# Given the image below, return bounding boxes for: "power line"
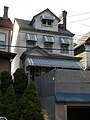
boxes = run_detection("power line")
[68,17,90,23]
[1,44,90,52]
[68,12,90,17]
[5,0,90,20]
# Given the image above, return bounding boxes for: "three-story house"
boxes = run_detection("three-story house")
[11,8,83,81]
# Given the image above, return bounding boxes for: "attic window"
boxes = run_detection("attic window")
[41,15,55,26]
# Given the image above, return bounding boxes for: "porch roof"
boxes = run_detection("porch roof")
[56,93,90,103]
[25,56,83,69]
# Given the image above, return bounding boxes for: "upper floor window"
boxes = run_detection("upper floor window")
[26,33,37,49]
[26,41,36,49]
[60,44,69,54]
[40,15,55,26]
[26,33,37,42]
[43,35,54,52]
[59,37,71,54]
[0,33,6,48]
[44,43,53,52]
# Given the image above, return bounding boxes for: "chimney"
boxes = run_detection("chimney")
[3,6,9,19]
[62,10,67,30]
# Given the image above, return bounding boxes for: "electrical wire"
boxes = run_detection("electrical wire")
[0,44,90,52]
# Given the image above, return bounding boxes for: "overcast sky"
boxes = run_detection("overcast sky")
[0,0,90,41]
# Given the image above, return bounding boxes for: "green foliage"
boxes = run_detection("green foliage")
[3,84,19,120]
[19,83,44,120]
[13,68,28,100]
[0,69,43,120]
[0,90,3,116]
[19,117,24,120]
[0,71,12,95]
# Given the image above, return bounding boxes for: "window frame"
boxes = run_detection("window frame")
[0,33,6,49]
[44,42,53,52]
[26,41,36,49]
[41,19,53,26]
[60,44,69,54]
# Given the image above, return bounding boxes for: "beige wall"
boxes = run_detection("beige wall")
[55,103,90,120]
[55,104,67,120]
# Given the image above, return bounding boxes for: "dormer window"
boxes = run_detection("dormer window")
[40,15,55,26]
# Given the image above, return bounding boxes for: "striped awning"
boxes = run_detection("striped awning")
[56,93,90,103]
[59,37,71,45]
[43,36,55,43]
[26,33,37,41]
[25,57,83,69]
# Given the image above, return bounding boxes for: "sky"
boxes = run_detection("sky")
[0,0,90,41]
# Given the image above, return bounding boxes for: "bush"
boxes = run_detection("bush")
[19,83,44,120]
[13,68,28,100]
[3,84,19,120]
[0,71,12,95]
[0,90,3,116]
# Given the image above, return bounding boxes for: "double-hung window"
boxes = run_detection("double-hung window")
[41,15,55,26]
[43,35,54,52]
[59,37,71,54]
[0,33,6,48]
[26,33,37,49]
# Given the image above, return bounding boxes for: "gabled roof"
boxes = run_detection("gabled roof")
[21,46,84,69]
[15,8,74,37]
[15,18,74,37]
[30,8,60,24]
[74,32,90,49]
[0,17,13,29]
[20,46,49,59]
[21,45,81,60]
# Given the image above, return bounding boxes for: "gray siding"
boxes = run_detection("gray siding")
[35,70,55,120]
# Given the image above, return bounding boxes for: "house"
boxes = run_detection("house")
[0,6,16,73]
[11,8,83,80]
[74,32,90,70]
[36,69,90,120]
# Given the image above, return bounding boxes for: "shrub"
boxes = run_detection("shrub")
[19,83,44,120]
[3,84,19,120]
[0,71,12,95]
[13,68,28,100]
[0,90,3,116]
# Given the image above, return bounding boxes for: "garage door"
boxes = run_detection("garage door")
[67,106,90,120]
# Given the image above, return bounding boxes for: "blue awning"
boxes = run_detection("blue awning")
[56,93,90,103]
[43,36,55,43]
[25,57,83,69]
[59,37,71,45]
[26,33,37,42]
[40,15,55,21]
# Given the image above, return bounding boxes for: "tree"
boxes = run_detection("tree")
[0,90,3,116]
[3,84,19,120]
[13,68,28,100]
[0,71,12,95]
[19,83,44,120]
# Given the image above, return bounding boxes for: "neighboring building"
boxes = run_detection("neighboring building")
[11,8,83,80]
[0,6,16,73]
[37,69,90,120]
[74,32,90,70]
